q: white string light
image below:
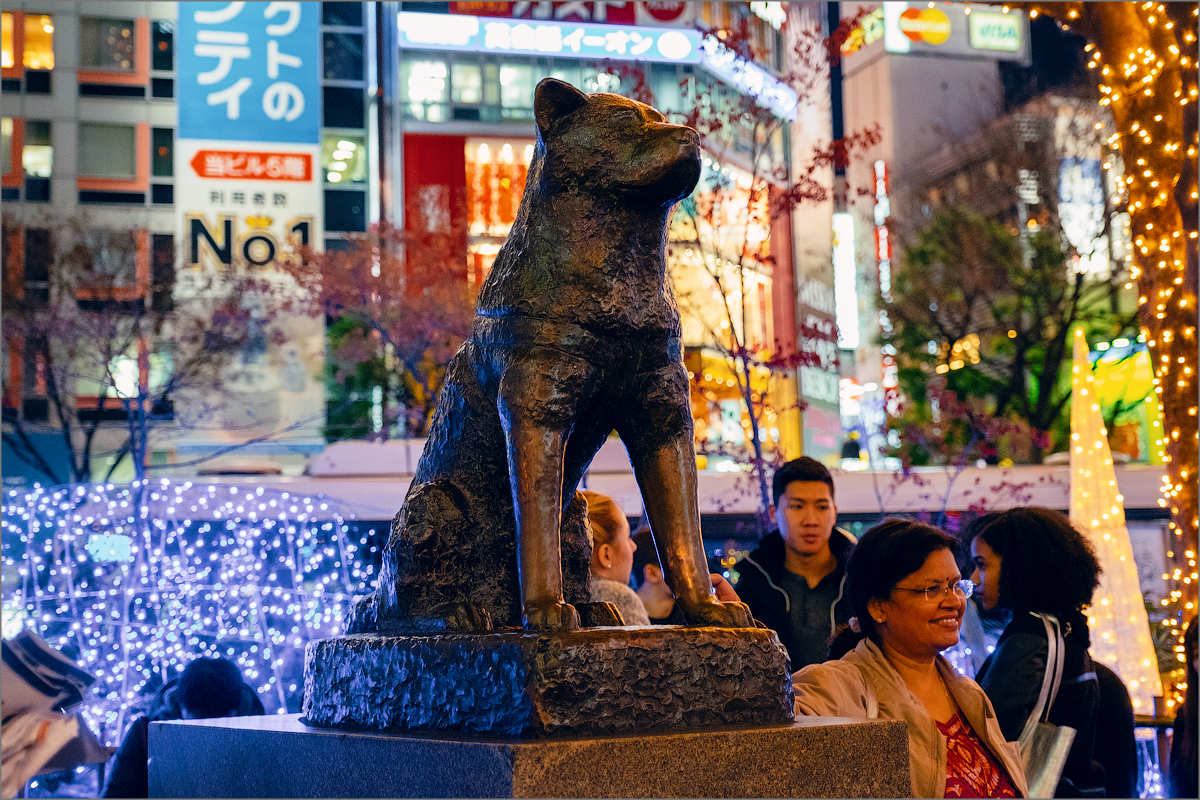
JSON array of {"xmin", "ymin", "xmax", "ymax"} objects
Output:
[
  {"xmin": 1069, "ymin": 328, "xmax": 1163, "ymax": 711},
  {"xmin": 1, "ymin": 480, "xmax": 376, "ymax": 746}
]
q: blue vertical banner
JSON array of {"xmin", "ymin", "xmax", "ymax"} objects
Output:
[{"xmin": 178, "ymin": 2, "xmax": 320, "ymax": 144}]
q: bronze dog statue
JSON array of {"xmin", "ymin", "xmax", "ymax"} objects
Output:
[{"xmin": 348, "ymin": 79, "xmax": 753, "ymax": 633}]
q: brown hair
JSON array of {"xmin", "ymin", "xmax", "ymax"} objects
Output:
[{"xmin": 581, "ymin": 490, "xmax": 623, "ymax": 547}]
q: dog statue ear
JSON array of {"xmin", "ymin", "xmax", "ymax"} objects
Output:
[{"xmin": 535, "ymin": 78, "xmax": 588, "ymax": 137}]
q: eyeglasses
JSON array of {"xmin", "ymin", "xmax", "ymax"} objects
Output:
[{"xmin": 893, "ymin": 578, "xmax": 975, "ymax": 602}]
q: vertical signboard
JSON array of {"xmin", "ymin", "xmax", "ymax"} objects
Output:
[{"xmin": 175, "ymin": 2, "xmax": 325, "ymax": 452}]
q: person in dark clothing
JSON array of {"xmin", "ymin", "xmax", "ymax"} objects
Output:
[
  {"xmin": 1090, "ymin": 661, "xmax": 1138, "ymax": 799},
  {"xmin": 970, "ymin": 507, "xmax": 1106, "ymax": 798},
  {"xmin": 102, "ymin": 657, "xmax": 264, "ymax": 798},
  {"xmin": 1169, "ymin": 615, "xmax": 1197, "ymax": 799},
  {"xmin": 631, "ymin": 526, "xmax": 687, "ymax": 625},
  {"xmin": 733, "ymin": 457, "xmax": 855, "ymax": 669}
]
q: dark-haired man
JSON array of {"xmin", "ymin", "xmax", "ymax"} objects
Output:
[
  {"xmin": 733, "ymin": 456, "xmax": 855, "ymax": 670},
  {"xmin": 103, "ymin": 657, "xmax": 263, "ymax": 797}
]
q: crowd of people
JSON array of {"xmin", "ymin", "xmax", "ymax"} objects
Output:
[
  {"xmin": 96, "ymin": 455, "xmax": 1194, "ymax": 799},
  {"xmin": 583, "ymin": 455, "xmax": 1195, "ymax": 799}
]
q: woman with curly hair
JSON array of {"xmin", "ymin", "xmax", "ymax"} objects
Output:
[{"xmin": 970, "ymin": 507, "xmax": 1106, "ymax": 797}]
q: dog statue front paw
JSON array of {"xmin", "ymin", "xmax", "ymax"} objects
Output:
[
  {"xmin": 680, "ymin": 597, "xmax": 755, "ymax": 628},
  {"xmin": 522, "ymin": 600, "xmax": 581, "ymax": 631}
]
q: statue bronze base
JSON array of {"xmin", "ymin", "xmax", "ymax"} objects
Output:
[{"xmin": 302, "ymin": 627, "xmax": 793, "ymax": 736}]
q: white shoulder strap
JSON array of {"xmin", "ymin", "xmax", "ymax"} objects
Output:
[
  {"xmin": 1018, "ymin": 612, "xmax": 1065, "ymax": 747},
  {"xmin": 859, "ymin": 664, "xmax": 879, "ymax": 719}
]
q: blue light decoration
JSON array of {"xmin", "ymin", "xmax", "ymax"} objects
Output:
[{"xmin": 1, "ymin": 480, "xmax": 376, "ymax": 746}]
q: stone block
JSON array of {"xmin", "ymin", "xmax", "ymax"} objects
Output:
[
  {"xmin": 303, "ymin": 626, "xmax": 793, "ymax": 736},
  {"xmin": 149, "ymin": 713, "xmax": 912, "ymax": 798}
]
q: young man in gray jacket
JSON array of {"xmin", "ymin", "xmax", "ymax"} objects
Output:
[{"xmin": 733, "ymin": 457, "xmax": 855, "ymax": 669}]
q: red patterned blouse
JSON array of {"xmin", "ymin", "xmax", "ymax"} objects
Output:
[{"xmin": 937, "ymin": 712, "xmax": 1019, "ymax": 798}]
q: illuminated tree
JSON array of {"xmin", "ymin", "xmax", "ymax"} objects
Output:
[
  {"xmin": 1015, "ymin": 0, "xmax": 1198, "ymax": 692},
  {"xmin": 292, "ymin": 220, "xmax": 476, "ymax": 440},
  {"xmin": 886, "ymin": 207, "xmax": 1128, "ymax": 459}
]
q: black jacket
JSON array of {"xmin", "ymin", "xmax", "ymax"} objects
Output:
[
  {"xmin": 733, "ymin": 527, "xmax": 855, "ymax": 668},
  {"xmin": 975, "ymin": 610, "xmax": 1106, "ymax": 798},
  {"xmin": 1092, "ymin": 661, "xmax": 1138, "ymax": 799}
]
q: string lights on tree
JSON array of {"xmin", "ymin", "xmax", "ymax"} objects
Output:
[
  {"xmin": 1012, "ymin": 0, "xmax": 1198, "ymax": 704},
  {"xmin": 1, "ymin": 480, "xmax": 375, "ymax": 746}
]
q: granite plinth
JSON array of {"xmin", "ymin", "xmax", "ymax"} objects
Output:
[
  {"xmin": 149, "ymin": 713, "xmax": 912, "ymax": 798},
  {"xmin": 303, "ymin": 626, "xmax": 793, "ymax": 736}
]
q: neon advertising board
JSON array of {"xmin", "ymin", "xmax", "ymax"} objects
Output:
[
  {"xmin": 175, "ymin": 2, "xmax": 325, "ymax": 453},
  {"xmin": 177, "ymin": 0, "xmax": 320, "ymax": 143},
  {"xmin": 399, "ymin": 11, "xmax": 701, "ymax": 63},
  {"xmin": 398, "ymin": 11, "xmax": 800, "ymax": 121},
  {"xmin": 841, "ymin": 3, "xmax": 1029, "ymax": 64}
]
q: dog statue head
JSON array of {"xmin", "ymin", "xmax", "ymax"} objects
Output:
[{"xmin": 532, "ymin": 78, "xmax": 701, "ymax": 208}]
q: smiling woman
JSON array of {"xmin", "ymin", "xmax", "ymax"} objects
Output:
[{"xmin": 791, "ymin": 520, "xmax": 1028, "ymax": 799}]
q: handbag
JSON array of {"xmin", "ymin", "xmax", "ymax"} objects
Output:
[{"xmin": 1017, "ymin": 613, "xmax": 1077, "ymax": 798}]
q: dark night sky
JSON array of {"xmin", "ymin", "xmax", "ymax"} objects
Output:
[{"xmin": 1001, "ymin": 14, "xmax": 1096, "ymax": 109}]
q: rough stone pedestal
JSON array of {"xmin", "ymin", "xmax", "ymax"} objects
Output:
[
  {"xmin": 149, "ymin": 713, "xmax": 912, "ymax": 798},
  {"xmin": 303, "ymin": 627, "xmax": 793, "ymax": 736}
]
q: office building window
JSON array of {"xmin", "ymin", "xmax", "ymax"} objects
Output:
[
  {"xmin": 323, "ymin": 86, "xmax": 365, "ymax": 129},
  {"xmin": 23, "ymin": 13, "xmax": 54, "ymax": 70},
  {"xmin": 151, "ymin": 20, "xmax": 173, "ymax": 71},
  {"xmin": 402, "ymin": 59, "xmax": 448, "ymax": 122},
  {"xmin": 451, "ymin": 63, "xmax": 482, "ymax": 104},
  {"xmin": 322, "ymin": 133, "xmax": 366, "ymax": 184},
  {"xmin": 323, "ymin": 31, "xmax": 363, "ymax": 81},
  {"xmin": 499, "ymin": 64, "xmax": 535, "ymax": 117},
  {"xmin": 151, "ymin": 128, "xmax": 172, "ymax": 177},
  {"xmin": 78, "ymin": 123, "xmax": 136, "ymax": 178},
  {"xmin": 24, "ymin": 228, "xmax": 52, "ymax": 305},
  {"xmin": 80, "ymin": 17, "xmax": 137, "ymax": 72},
  {"xmin": 23, "ymin": 121, "xmax": 51, "ymax": 177},
  {"xmin": 2, "ymin": 118, "xmax": 12, "ymax": 177},
  {"xmin": 1, "ymin": 14, "xmax": 12, "ymax": 69},
  {"xmin": 2, "ymin": 12, "xmax": 54, "ymax": 70},
  {"xmin": 322, "ymin": 2, "xmax": 363, "ymax": 27}
]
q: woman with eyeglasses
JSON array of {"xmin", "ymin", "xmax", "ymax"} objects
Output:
[
  {"xmin": 969, "ymin": 507, "xmax": 1106, "ymax": 798},
  {"xmin": 791, "ymin": 519, "xmax": 1027, "ymax": 798}
]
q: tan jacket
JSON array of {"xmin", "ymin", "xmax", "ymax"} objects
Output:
[{"xmin": 792, "ymin": 638, "xmax": 1028, "ymax": 799}]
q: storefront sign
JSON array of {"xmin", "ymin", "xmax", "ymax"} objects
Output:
[
  {"xmin": 175, "ymin": 2, "xmax": 325, "ymax": 450},
  {"xmin": 399, "ymin": 11, "xmax": 700, "ymax": 62},
  {"xmin": 969, "ymin": 12, "xmax": 1022, "ymax": 52},
  {"xmin": 448, "ymin": 2, "xmax": 696, "ymax": 28},
  {"xmin": 840, "ymin": 7, "xmax": 884, "ymax": 55},
  {"xmin": 873, "ymin": 160, "xmax": 900, "ymax": 417},
  {"xmin": 699, "ymin": 37, "xmax": 799, "ymax": 121},
  {"xmin": 177, "ymin": 1, "xmax": 320, "ymax": 143},
  {"xmin": 832, "ymin": 212, "xmax": 859, "ymax": 350},
  {"xmin": 398, "ymin": 11, "xmax": 798, "ymax": 120},
  {"xmin": 873, "ymin": 3, "xmax": 1029, "ymax": 63},
  {"xmin": 898, "ymin": 7, "xmax": 951, "ymax": 45}
]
